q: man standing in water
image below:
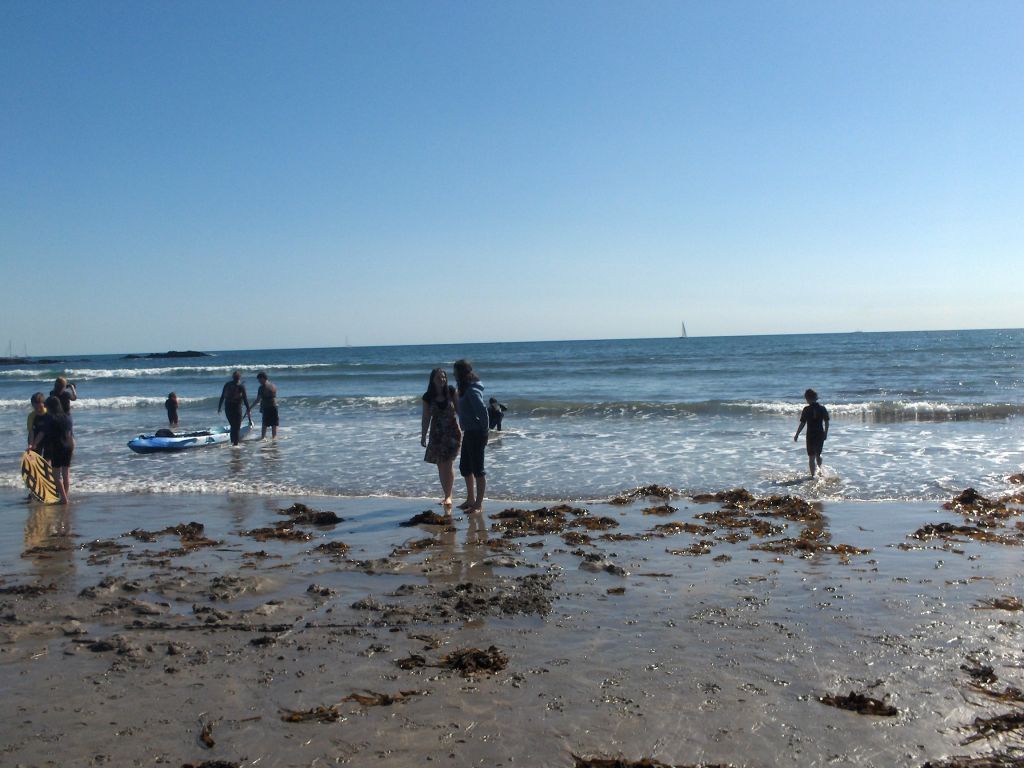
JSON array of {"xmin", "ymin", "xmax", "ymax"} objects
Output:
[
  {"xmin": 454, "ymin": 359, "xmax": 489, "ymax": 510},
  {"xmin": 252, "ymin": 371, "xmax": 279, "ymax": 439},
  {"xmin": 217, "ymin": 370, "xmax": 252, "ymax": 446},
  {"xmin": 794, "ymin": 388, "xmax": 829, "ymax": 477}
]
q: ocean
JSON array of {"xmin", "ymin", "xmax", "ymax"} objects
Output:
[{"xmin": 1, "ymin": 329, "xmax": 1021, "ymax": 502}]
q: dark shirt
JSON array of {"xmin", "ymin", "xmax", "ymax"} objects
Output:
[
  {"xmin": 220, "ymin": 381, "xmax": 248, "ymax": 412},
  {"xmin": 800, "ymin": 402, "xmax": 829, "ymax": 440},
  {"xmin": 51, "ymin": 389, "xmax": 73, "ymax": 414},
  {"xmin": 43, "ymin": 412, "xmax": 73, "ymax": 457},
  {"xmin": 165, "ymin": 398, "xmax": 178, "ymax": 416}
]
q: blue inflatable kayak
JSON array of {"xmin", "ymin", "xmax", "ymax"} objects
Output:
[{"xmin": 128, "ymin": 424, "xmax": 251, "ymax": 454}]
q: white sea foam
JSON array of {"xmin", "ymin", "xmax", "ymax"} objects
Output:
[
  {"xmin": 0, "ymin": 396, "xmax": 205, "ymax": 410},
  {"xmin": 57, "ymin": 362, "xmax": 334, "ymax": 379}
]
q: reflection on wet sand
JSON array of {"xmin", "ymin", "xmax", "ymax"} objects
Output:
[{"xmin": 23, "ymin": 503, "xmax": 74, "ymax": 579}]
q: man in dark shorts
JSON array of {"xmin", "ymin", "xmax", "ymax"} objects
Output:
[
  {"xmin": 454, "ymin": 359, "xmax": 489, "ymax": 511},
  {"xmin": 217, "ymin": 370, "xmax": 252, "ymax": 446},
  {"xmin": 794, "ymin": 388, "xmax": 829, "ymax": 477},
  {"xmin": 252, "ymin": 371, "xmax": 279, "ymax": 439}
]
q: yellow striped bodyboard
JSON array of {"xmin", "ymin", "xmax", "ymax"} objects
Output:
[{"xmin": 21, "ymin": 451, "xmax": 60, "ymax": 504}]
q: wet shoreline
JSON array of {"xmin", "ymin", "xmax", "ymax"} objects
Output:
[{"xmin": 2, "ymin": 485, "xmax": 1023, "ymax": 767}]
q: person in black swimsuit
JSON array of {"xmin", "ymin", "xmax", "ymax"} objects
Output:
[
  {"xmin": 794, "ymin": 388, "xmax": 830, "ymax": 477},
  {"xmin": 252, "ymin": 371, "xmax": 279, "ymax": 439},
  {"xmin": 217, "ymin": 370, "xmax": 252, "ymax": 446}
]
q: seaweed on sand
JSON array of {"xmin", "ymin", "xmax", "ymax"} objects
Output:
[
  {"xmin": 609, "ymin": 485, "xmax": 676, "ymax": 505},
  {"xmin": 923, "ymin": 755, "xmax": 1024, "ymax": 767},
  {"xmin": 962, "ymin": 711, "xmax": 1024, "ymax": 744},
  {"xmin": 242, "ymin": 523, "xmax": 313, "ymax": 543},
  {"xmin": 342, "ymin": 689, "xmax": 426, "ymax": 706},
  {"xmin": 691, "ymin": 488, "xmax": 755, "ymax": 505},
  {"xmin": 967, "ymin": 682, "xmax": 1024, "ymax": 704},
  {"xmin": 440, "ymin": 645, "xmax": 509, "ymax": 675},
  {"xmin": 910, "ymin": 523, "xmax": 1021, "ymax": 546},
  {"xmin": 945, "ymin": 489, "xmax": 1019, "ymax": 519},
  {"xmin": 651, "ymin": 521, "xmax": 715, "ymax": 537},
  {"xmin": 277, "ymin": 503, "xmax": 342, "ymax": 526},
  {"xmin": 642, "ymin": 504, "xmax": 678, "ymax": 516},
  {"xmin": 573, "ymin": 757, "xmax": 732, "ymax": 768},
  {"xmin": 818, "ymin": 691, "xmax": 899, "ymax": 716},
  {"xmin": 400, "ymin": 510, "xmax": 452, "ymax": 527},
  {"xmin": 961, "ymin": 663, "xmax": 999, "ymax": 685},
  {"xmin": 280, "ymin": 704, "xmax": 346, "ymax": 723},
  {"xmin": 974, "ymin": 596, "xmax": 1024, "ymax": 611}
]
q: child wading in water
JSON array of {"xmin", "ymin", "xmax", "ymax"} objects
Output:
[{"xmin": 794, "ymin": 388, "xmax": 829, "ymax": 477}]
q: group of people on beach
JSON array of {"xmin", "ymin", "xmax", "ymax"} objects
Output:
[
  {"xmin": 25, "ymin": 377, "xmax": 78, "ymax": 503},
  {"xmin": 22, "ymin": 362, "xmax": 827, "ymax": 510}
]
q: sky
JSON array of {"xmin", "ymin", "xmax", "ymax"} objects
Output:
[{"xmin": 1, "ymin": 1, "xmax": 1021, "ymax": 355}]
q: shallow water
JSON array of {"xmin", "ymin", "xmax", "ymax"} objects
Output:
[{"xmin": 2, "ymin": 330, "xmax": 1022, "ymax": 502}]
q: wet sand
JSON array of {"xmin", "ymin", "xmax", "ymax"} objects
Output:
[{"xmin": 1, "ymin": 485, "xmax": 1024, "ymax": 767}]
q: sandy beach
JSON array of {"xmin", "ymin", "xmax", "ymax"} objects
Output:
[{"xmin": 2, "ymin": 484, "xmax": 1024, "ymax": 768}]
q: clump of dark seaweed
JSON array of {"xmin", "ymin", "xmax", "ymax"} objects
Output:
[
  {"xmin": 400, "ymin": 510, "xmax": 452, "ymax": 527},
  {"xmin": 573, "ymin": 756, "xmax": 732, "ymax": 768},
  {"xmin": 278, "ymin": 502, "xmax": 343, "ymax": 526},
  {"xmin": 651, "ymin": 521, "xmax": 715, "ymax": 537},
  {"xmin": 691, "ymin": 488, "xmax": 755, "ymax": 505},
  {"xmin": 490, "ymin": 505, "xmax": 606, "ymax": 537},
  {"xmin": 974, "ymin": 596, "xmax": 1024, "ymax": 611},
  {"xmin": 440, "ymin": 645, "xmax": 508, "ymax": 675},
  {"xmin": 818, "ymin": 691, "xmax": 898, "ymax": 716},
  {"xmin": 945, "ymin": 489, "xmax": 1018, "ymax": 519},
  {"xmin": 642, "ymin": 504, "xmax": 678, "ymax": 516},
  {"xmin": 961, "ymin": 663, "xmax": 998, "ymax": 685},
  {"xmin": 922, "ymin": 755, "xmax": 1024, "ymax": 767},
  {"xmin": 750, "ymin": 495, "xmax": 821, "ymax": 522},
  {"xmin": 242, "ymin": 523, "xmax": 313, "ymax": 542},
  {"xmin": 962, "ymin": 711, "xmax": 1024, "ymax": 744},
  {"xmin": 343, "ymin": 689, "xmax": 426, "ymax": 706},
  {"xmin": 315, "ymin": 541, "xmax": 350, "ymax": 555},
  {"xmin": 609, "ymin": 485, "xmax": 676, "ymax": 505},
  {"xmin": 910, "ymin": 523, "xmax": 1021, "ymax": 545},
  {"xmin": 280, "ymin": 704, "xmax": 345, "ymax": 723}
]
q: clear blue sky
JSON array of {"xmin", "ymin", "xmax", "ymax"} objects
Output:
[{"xmin": 2, "ymin": 1, "xmax": 1021, "ymax": 355}]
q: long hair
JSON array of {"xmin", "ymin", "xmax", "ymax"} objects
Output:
[
  {"xmin": 423, "ymin": 368, "xmax": 452, "ymax": 401},
  {"xmin": 453, "ymin": 359, "xmax": 479, "ymax": 394}
]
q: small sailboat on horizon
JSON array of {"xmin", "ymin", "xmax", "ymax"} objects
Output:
[{"xmin": 680, "ymin": 322, "xmax": 688, "ymax": 339}]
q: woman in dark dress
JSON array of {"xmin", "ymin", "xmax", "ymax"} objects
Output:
[
  {"xmin": 31, "ymin": 395, "xmax": 74, "ymax": 503},
  {"xmin": 420, "ymin": 368, "xmax": 462, "ymax": 509}
]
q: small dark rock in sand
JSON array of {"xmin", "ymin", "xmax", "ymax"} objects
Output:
[
  {"xmin": 961, "ymin": 663, "xmax": 998, "ymax": 684},
  {"xmin": 277, "ymin": 503, "xmax": 343, "ymax": 526},
  {"xmin": 818, "ymin": 691, "xmax": 898, "ymax": 716},
  {"xmin": 395, "ymin": 654, "xmax": 427, "ymax": 670},
  {"xmin": 400, "ymin": 510, "xmax": 452, "ymax": 527},
  {"xmin": 1009, "ymin": 473, "xmax": 1024, "ymax": 485}
]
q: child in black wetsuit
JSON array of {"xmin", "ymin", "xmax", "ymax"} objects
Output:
[
  {"xmin": 487, "ymin": 398, "xmax": 507, "ymax": 430},
  {"xmin": 794, "ymin": 388, "xmax": 829, "ymax": 477},
  {"xmin": 165, "ymin": 392, "xmax": 179, "ymax": 427}
]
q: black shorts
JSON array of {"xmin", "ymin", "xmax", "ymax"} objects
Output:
[
  {"xmin": 50, "ymin": 447, "xmax": 73, "ymax": 468},
  {"xmin": 262, "ymin": 405, "xmax": 279, "ymax": 428},
  {"xmin": 459, "ymin": 430, "xmax": 487, "ymax": 478},
  {"xmin": 806, "ymin": 435, "xmax": 825, "ymax": 456}
]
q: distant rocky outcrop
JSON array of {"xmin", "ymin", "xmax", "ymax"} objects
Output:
[
  {"xmin": 0, "ymin": 357, "xmax": 65, "ymax": 366},
  {"xmin": 122, "ymin": 350, "xmax": 212, "ymax": 360}
]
